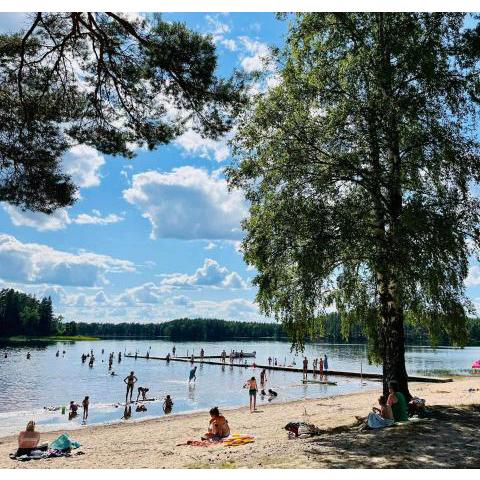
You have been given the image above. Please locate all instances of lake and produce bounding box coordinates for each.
[0,338,479,437]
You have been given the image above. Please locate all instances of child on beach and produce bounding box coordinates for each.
[163,395,174,413]
[69,401,79,420]
[244,376,258,412]
[202,407,230,440]
[367,395,394,429]
[82,396,89,422]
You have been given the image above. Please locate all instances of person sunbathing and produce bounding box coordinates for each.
[16,421,47,457]
[202,407,230,440]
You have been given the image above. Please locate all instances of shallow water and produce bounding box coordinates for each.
[0,339,478,436]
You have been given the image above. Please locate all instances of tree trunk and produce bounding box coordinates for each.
[380,297,410,400]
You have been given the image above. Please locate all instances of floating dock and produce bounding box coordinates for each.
[125,354,453,383]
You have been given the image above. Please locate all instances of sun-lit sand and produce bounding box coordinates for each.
[0,376,479,468]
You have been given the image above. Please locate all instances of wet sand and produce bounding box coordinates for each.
[0,376,479,469]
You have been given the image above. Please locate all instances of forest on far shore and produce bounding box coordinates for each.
[1,288,480,345]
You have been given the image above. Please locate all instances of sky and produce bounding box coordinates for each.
[0,12,290,324]
[1,12,480,325]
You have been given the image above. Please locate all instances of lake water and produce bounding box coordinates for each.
[0,339,479,437]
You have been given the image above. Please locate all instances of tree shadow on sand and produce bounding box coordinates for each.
[303,405,480,468]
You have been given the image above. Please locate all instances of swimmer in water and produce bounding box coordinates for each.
[163,395,174,413]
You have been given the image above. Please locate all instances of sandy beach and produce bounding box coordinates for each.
[1,376,479,469]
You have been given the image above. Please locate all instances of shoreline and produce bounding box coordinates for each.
[1,375,479,468]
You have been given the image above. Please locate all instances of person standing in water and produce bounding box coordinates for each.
[302,357,308,380]
[323,354,329,372]
[118,352,122,363]
[189,366,197,383]
[244,376,258,412]
[26,352,31,360]
[260,368,267,386]
[319,357,324,380]
[82,396,89,422]
[172,345,176,357]
[124,371,138,403]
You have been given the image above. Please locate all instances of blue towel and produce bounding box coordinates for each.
[49,433,81,451]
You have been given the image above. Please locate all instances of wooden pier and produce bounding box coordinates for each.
[125,354,453,383]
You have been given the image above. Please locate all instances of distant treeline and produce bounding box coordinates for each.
[65,318,287,340]
[0,289,59,337]
[2,288,480,345]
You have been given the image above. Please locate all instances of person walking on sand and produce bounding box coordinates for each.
[189,366,197,383]
[124,371,138,403]
[244,376,258,412]
[303,357,308,380]
[82,396,89,422]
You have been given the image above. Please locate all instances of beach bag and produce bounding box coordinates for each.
[49,433,81,451]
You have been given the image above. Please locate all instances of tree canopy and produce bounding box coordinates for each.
[0,12,244,212]
[227,13,480,396]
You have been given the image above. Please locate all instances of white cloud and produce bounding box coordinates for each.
[466,265,480,286]
[62,145,105,188]
[238,36,274,73]
[2,204,71,231]
[123,166,247,240]
[118,282,167,305]
[166,295,194,308]
[221,38,237,51]
[161,258,247,289]
[2,204,124,231]
[174,128,230,162]
[74,211,124,225]
[0,234,134,287]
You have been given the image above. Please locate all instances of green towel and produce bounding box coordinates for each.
[50,433,81,451]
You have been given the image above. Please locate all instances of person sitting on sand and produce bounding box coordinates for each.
[387,380,409,422]
[163,395,174,413]
[69,401,79,420]
[137,386,149,402]
[82,396,89,421]
[367,395,394,429]
[202,407,230,440]
[16,421,48,457]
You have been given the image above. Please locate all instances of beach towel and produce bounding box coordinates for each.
[49,433,81,451]
[222,434,255,446]
[367,412,394,429]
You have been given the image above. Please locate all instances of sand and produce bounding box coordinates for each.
[1,376,479,469]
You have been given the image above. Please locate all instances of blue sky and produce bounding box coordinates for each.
[0,12,289,323]
[1,12,480,324]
